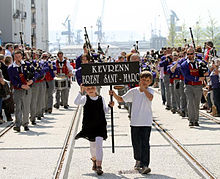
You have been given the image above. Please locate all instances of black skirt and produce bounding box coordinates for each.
[75,95,107,142]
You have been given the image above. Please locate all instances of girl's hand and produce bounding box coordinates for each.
[109,101,114,107]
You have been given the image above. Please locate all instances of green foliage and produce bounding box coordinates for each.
[193,17,204,47]
[175,23,189,47]
[204,15,220,49]
[167,23,176,47]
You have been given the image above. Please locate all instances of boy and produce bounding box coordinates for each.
[109,71,154,174]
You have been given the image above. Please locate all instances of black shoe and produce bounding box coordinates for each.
[60,103,63,106]
[189,122,194,127]
[214,113,220,117]
[165,106,171,110]
[31,121,37,125]
[96,166,103,175]
[24,126,29,131]
[194,122,199,126]
[180,111,186,117]
[37,117,41,120]
[48,108,52,114]
[91,158,96,171]
[64,106,68,109]
[171,108,176,114]
[118,105,121,109]
[13,126,20,132]
[140,167,151,174]
[53,104,59,109]
[7,118,13,122]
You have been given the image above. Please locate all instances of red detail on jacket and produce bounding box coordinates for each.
[169,78,174,84]
[204,48,211,62]
[187,63,202,85]
[180,74,184,81]
[13,73,27,89]
[45,72,54,81]
[56,60,69,75]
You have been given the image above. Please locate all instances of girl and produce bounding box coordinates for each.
[74,85,114,175]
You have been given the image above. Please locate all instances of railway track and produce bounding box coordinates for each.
[154,89,220,124]
[152,119,217,179]
[53,105,82,179]
[0,122,14,138]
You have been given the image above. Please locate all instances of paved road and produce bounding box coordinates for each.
[1,83,219,179]
[0,85,79,179]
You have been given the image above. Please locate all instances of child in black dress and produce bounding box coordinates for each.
[74,85,114,175]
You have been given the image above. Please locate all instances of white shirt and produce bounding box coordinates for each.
[74,93,110,113]
[122,87,154,126]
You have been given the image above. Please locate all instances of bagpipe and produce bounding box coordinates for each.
[189,28,209,77]
[196,60,209,77]
[98,43,110,62]
[84,27,95,62]
[189,27,196,49]
[19,32,26,58]
[133,41,139,54]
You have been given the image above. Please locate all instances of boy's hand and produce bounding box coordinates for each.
[109,101,114,107]
[80,84,85,93]
[109,90,116,96]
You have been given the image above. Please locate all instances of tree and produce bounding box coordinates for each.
[175,22,189,47]
[204,14,220,49]
[193,17,204,47]
[167,23,176,47]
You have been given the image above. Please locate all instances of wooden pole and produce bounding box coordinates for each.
[110,85,115,153]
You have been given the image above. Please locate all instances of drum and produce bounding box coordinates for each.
[54,76,68,90]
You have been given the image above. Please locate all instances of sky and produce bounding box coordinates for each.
[48,0,220,43]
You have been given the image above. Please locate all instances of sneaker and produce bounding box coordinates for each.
[140,166,151,174]
[134,160,141,170]
[13,126,20,132]
[189,122,194,127]
[91,158,96,171]
[96,166,103,175]
[24,126,29,131]
[194,122,199,126]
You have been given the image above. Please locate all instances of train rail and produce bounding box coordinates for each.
[53,105,82,179]
[0,122,14,138]
[153,119,216,179]
[154,89,220,124]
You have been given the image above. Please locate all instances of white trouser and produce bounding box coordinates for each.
[90,137,103,161]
